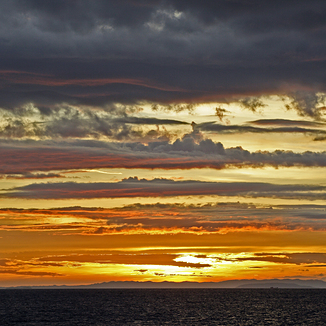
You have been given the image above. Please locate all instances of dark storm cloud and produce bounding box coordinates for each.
[3,177,326,200]
[0,0,325,114]
[2,136,326,174]
[3,0,325,34]
[0,0,159,32]
[170,0,326,50]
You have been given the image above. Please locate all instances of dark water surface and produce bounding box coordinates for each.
[0,289,325,325]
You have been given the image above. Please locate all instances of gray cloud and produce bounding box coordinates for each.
[248,119,326,128]
[2,172,64,180]
[3,102,326,141]
[314,136,326,142]
[3,135,326,174]
[0,106,188,140]
[2,177,326,200]
[215,107,230,123]
[283,92,326,119]
[194,121,326,136]
[239,97,267,113]
[113,116,189,125]
[0,1,325,112]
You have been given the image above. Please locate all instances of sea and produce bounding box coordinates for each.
[0,289,325,325]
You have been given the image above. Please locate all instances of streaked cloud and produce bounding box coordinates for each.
[195,121,326,136]
[3,177,326,200]
[2,203,326,235]
[234,253,326,265]
[248,119,326,128]
[2,137,326,175]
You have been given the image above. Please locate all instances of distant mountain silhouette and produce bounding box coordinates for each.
[2,279,326,289]
[237,282,312,289]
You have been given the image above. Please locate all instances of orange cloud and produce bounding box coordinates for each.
[2,203,326,236]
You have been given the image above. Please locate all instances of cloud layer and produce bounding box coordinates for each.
[2,136,326,175]
[2,202,326,235]
[0,0,325,113]
[3,177,326,200]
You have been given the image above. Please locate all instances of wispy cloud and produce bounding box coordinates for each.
[84,170,122,175]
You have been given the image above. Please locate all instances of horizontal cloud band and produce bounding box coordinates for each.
[2,137,326,175]
[2,203,326,234]
[3,177,326,200]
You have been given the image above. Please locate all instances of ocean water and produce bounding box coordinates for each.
[0,289,325,325]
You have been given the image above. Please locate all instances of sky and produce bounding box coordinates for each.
[1,0,326,287]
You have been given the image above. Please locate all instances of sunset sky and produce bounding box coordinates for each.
[1,0,326,287]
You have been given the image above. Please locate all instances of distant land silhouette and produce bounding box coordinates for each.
[2,279,326,289]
